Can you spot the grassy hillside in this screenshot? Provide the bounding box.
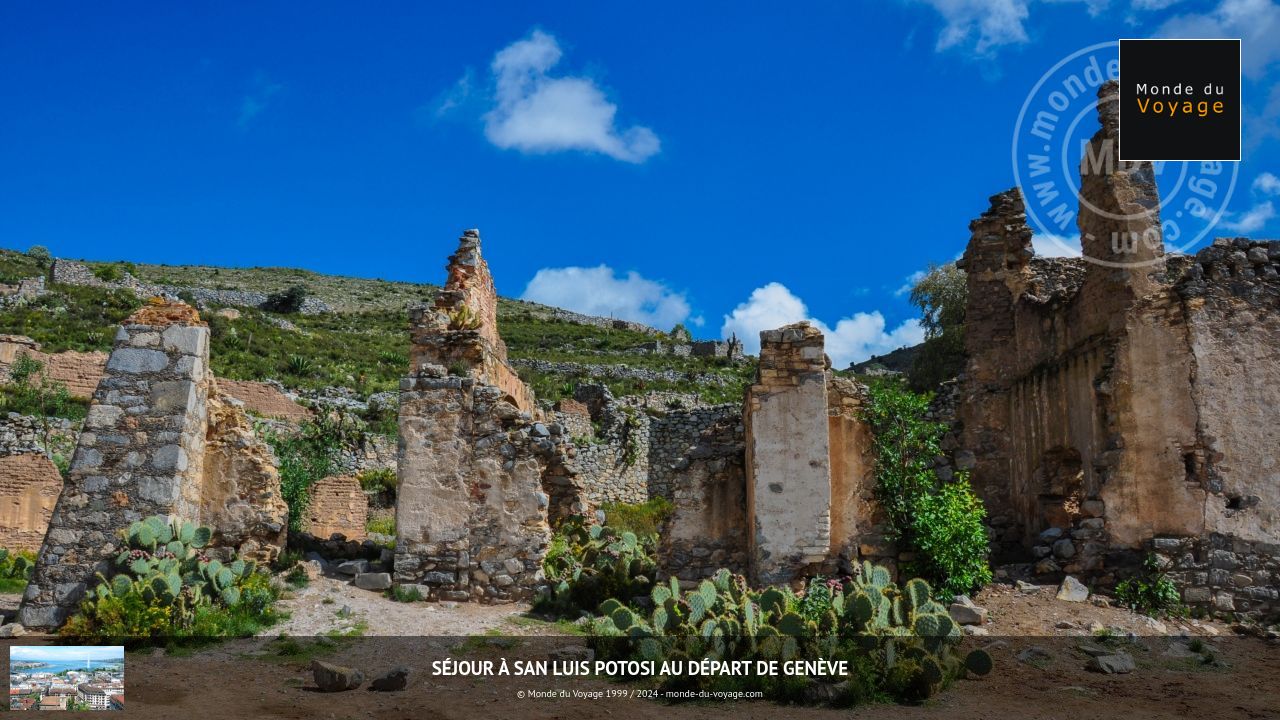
[0,247,754,405]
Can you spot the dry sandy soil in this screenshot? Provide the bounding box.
[4,580,1278,719]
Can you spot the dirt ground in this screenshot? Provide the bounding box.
[4,580,1278,719]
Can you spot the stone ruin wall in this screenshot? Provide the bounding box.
[659,413,748,581]
[19,301,288,628]
[957,82,1280,619]
[409,229,536,414]
[394,369,576,602]
[394,231,585,602]
[304,475,369,541]
[553,385,651,506]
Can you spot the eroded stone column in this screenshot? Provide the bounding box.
[744,322,832,584]
[19,302,210,628]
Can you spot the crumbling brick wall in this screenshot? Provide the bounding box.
[0,336,107,400]
[214,379,312,421]
[957,82,1280,619]
[304,475,368,541]
[0,454,62,552]
[409,230,536,413]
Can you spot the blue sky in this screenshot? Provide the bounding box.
[1,2,1276,365]
[10,645,123,663]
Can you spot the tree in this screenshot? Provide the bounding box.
[262,284,308,314]
[906,262,968,391]
[4,354,77,459]
[908,262,966,340]
[668,323,692,342]
[26,245,51,268]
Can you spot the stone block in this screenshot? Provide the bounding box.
[151,444,188,472]
[106,348,168,374]
[151,381,197,413]
[354,572,392,591]
[162,325,208,356]
[84,405,123,430]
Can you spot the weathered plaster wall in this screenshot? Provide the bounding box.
[957,82,1280,618]
[827,376,884,570]
[744,322,832,585]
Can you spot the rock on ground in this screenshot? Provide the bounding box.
[312,660,365,691]
[369,667,409,692]
[1088,652,1136,674]
[949,595,989,625]
[1056,576,1089,602]
[354,572,392,591]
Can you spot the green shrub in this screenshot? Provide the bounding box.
[0,548,36,593]
[286,353,315,377]
[587,562,993,706]
[535,518,657,617]
[599,497,673,539]
[366,515,395,537]
[390,585,422,603]
[357,468,397,495]
[0,354,88,421]
[92,264,122,282]
[60,516,282,641]
[862,380,991,598]
[261,412,367,532]
[1115,554,1185,617]
[26,245,51,268]
[262,284,308,314]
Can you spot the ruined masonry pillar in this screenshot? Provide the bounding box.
[744,322,832,585]
[19,303,210,628]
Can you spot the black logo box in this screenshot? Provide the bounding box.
[1119,38,1241,162]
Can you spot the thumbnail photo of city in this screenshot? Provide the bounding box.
[9,646,124,711]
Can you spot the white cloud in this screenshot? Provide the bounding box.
[1218,172,1280,233]
[237,73,282,129]
[1131,0,1184,9]
[477,30,659,162]
[894,270,928,297]
[915,0,1031,55]
[1157,0,1280,78]
[1222,201,1276,233]
[520,265,690,329]
[720,282,925,367]
[432,68,475,119]
[1032,232,1083,257]
[1253,171,1280,195]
